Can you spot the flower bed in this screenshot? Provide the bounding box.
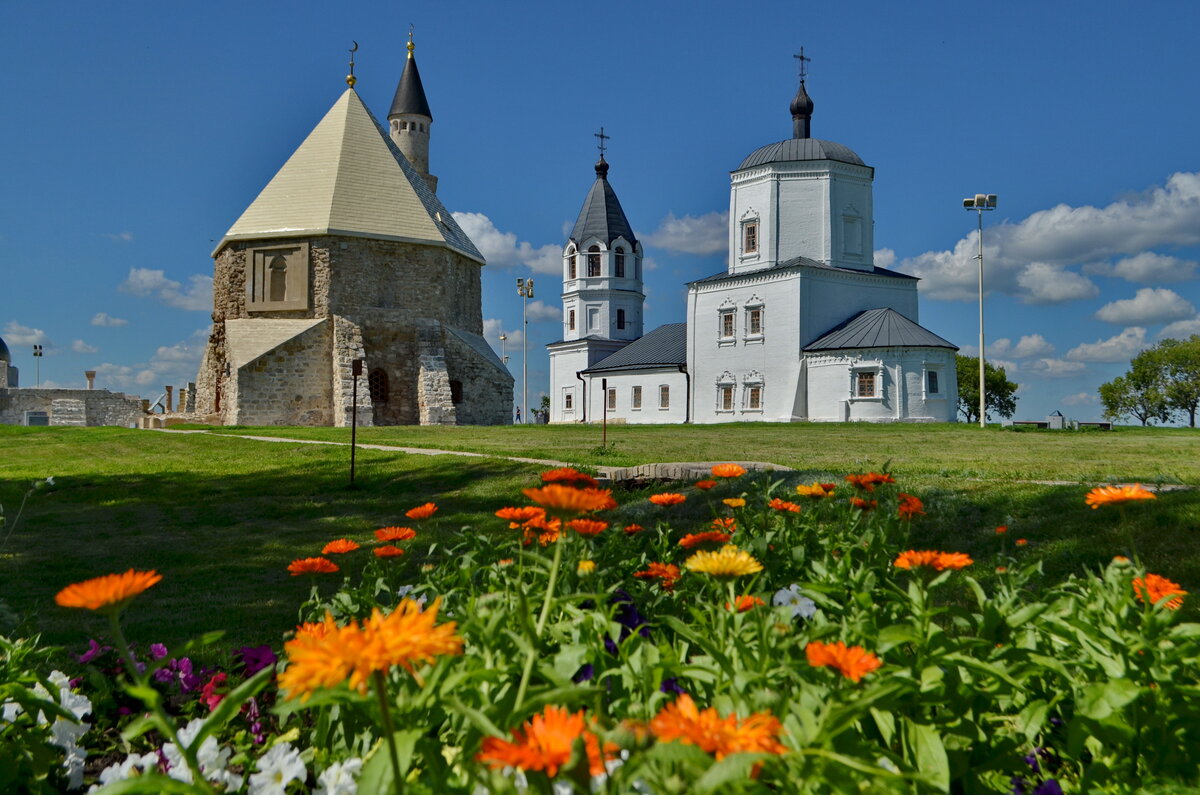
[4,470,1196,793]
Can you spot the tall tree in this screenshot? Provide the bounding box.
[956,355,1018,424]
[1157,335,1200,427]
[1098,357,1170,426]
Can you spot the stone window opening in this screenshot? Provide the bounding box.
[450,379,463,405]
[631,385,642,409]
[368,368,389,403]
[719,384,734,412]
[746,306,763,337]
[568,309,576,332]
[607,388,617,411]
[564,392,574,410]
[743,221,758,254]
[567,246,577,279]
[659,384,670,409]
[927,369,941,396]
[746,385,762,410]
[856,371,876,398]
[720,310,735,339]
[615,247,625,277]
[617,309,626,330]
[587,245,601,277]
[268,256,288,302]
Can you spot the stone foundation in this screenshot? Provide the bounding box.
[0,388,143,427]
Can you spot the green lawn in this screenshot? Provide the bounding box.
[2,424,1198,656]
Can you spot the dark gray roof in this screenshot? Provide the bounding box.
[584,324,686,373]
[689,255,918,286]
[737,138,866,170]
[570,158,637,247]
[804,308,957,351]
[444,326,511,376]
[389,55,432,119]
[0,335,9,363]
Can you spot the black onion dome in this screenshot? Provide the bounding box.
[790,80,814,116]
[0,335,10,363]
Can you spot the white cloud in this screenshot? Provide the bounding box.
[105,231,134,243]
[902,171,1200,302]
[1067,327,1148,362]
[453,212,562,275]
[1062,391,1099,406]
[1159,318,1200,339]
[986,334,1055,359]
[118,268,212,311]
[71,339,99,354]
[989,359,1018,374]
[91,329,208,393]
[1026,358,1087,377]
[1094,287,1195,325]
[524,300,562,322]
[91,312,128,327]
[1099,252,1198,283]
[873,248,897,269]
[3,321,51,348]
[483,318,523,350]
[646,211,728,255]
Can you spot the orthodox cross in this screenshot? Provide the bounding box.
[594,126,610,158]
[793,47,811,82]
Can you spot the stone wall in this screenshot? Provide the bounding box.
[0,388,143,427]
[442,326,514,425]
[231,321,333,426]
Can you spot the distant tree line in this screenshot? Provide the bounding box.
[1098,335,1200,427]
[956,355,1018,423]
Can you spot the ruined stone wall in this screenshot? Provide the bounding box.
[230,322,333,426]
[0,388,143,427]
[442,329,513,426]
[331,315,373,428]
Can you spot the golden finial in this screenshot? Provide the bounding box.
[407,24,415,58]
[346,40,358,87]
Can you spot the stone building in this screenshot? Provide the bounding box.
[193,40,511,427]
[0,337,142,426]
[549,68,958,424]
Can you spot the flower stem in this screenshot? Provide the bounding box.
[515,535,566,710]
[373,670,405,795]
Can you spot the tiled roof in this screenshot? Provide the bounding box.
[804,308,957,351]
[569,159,637,247]
[689,256,918,286]
[584,324,687,373]
[737,137,867,170]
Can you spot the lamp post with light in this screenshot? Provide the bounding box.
[499,333,509,365]
[516,278,534,424]
[962,193,996,429]
[33,344,43,388]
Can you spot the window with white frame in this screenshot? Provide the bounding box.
[719,310,735,339]
[747,385,762,410]
[588,307,600,333]
[659,384,670,409]
[564,392,574,410]
[719,384,734,411]
[568,309,576,331]
[607,388,617,410]
[615,247,625,277]
[617,309,626,330]
[856,370,877,398]
[746,305,763,337]
[587,245,601,277]
[743,221,758,254]
[567,247,577,279]
[631,385,642,409]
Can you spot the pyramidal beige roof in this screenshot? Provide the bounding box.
[216,89,483,264]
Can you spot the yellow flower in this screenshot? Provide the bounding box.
[684,544,763,579]
[722,498,746,508]
[577,560,596,575]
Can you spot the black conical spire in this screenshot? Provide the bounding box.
[389,35,432,119]
[571,156,636,247]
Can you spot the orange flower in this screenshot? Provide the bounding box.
[679,531,732,549]
[1085,483,1157,509]
[649,694,786,759]
[1113,555,1130,563]
[634,562,680,590]
[995,565,1008,573]
[522,515,562,546]
[623,523,645,535]
[524,484,616,513]
[279,598,462,701]
[768,498,801,513]
[849,497,877,511]
[374,545,405,558]
[722,497,746,508]
[995,525,1008,535]
[694,480,717,490]
[495,506,547,527]
[728,595,765,612]
[541,467,600,489]
[711,517,737,532]
[55,569,162,612]
[287,557,339,576]
[796,482,836,498]
[712,463,747,478]
[1015,538,1028,547]
[845,472,895,492]
[1133,573,1187,610]
[805,640,883,682]
[294,617,335,640]
[649,492,687,506]
[477,705,613,779]
[897,493,925,520]
[893,550,973,571]
[322,538,360,555]
[568,518,608,536]
[375,526,416,542]
[405,502,438,520]
[497,558,514,566]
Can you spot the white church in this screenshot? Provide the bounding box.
[547,69,959,424]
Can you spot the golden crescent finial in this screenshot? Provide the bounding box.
[346,40,358,87]
[407,24,415,57]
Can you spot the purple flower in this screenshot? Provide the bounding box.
[1023,750,1041,775]
[660,677,685,695]
[609,590,650,641]
[235,645,278,675]
[77,638,111,664]
[572,664,595,683]
[153,668,175,684]
[149,643,168,660]
[1033,781,1063,795]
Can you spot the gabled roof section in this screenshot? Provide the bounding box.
[389,53,432,119]
[689,255,918,286]
[804,308,957,352]
[217,89,482,263]
[584,323,686,373]
[569,158,637,248]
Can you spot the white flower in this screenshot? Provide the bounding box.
[396,585,428,607]
[248,742,307,795]
[315,758,363,795]
[162,718,236,789]
[90,751,159,791]
[773,584,817,620]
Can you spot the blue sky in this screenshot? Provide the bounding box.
[3,0,1198,423]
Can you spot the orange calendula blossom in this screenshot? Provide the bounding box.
[55,569,163,612]
[405,502,439,520]
[287,557,339,576]
[694,479,717,490]
[477,705,615,778]
[845,472,895,492]
[568,518,608,536]
[623,523,644,535]
[729,595,765,612]
[711,463,747,478]
[849,497,877,511]
[1133,573,1187,610]
[722,497,746,508]
[374,545,405,558]
[897,493,925,520]
[523,484,616,513]
[634,562,681,590]
[649,492,687,506]
[768,498,802,513]
[322,538,360,555]
[805,640,883,682]
[495,506,546,527]
[650,693,786,760]
[540,467,600,489]
[1085,483,1157,509]
[375,526,416,542]
[679,531,733,549]
[796,482,836,499]
[893,550,973,571]
[684,544,763,579]
[522,515,562,547]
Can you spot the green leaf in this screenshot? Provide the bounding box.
[1004,602,1049,628]
[1077,679,1140,720]
[904,719,949,792]
[392,728,425,774]
[871,707,896,746]
[1016,700,1049,743]
[89,773,214,794]
[693,752,766,794]
[876,624,920,653]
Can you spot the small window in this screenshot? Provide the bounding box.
[568,309,576,331]
[744,222,758,254]
[927,371,939,395]
[631,385,642,409]
[567,248,577,279]
[368,368,389,403]
[588,307,600,332]
[450,379,463,404]
[747,307,762,336]
[607,388,617,411]
[747,385,762,409]
[720,385,734,411]
[587,245,601,277]
[617,309,626,330]
[856,371,876,398]
[659,385,670,409]
[720,310,735,339]
[269,255,288,302]
[564,392,574,410]
[615,248,625,277]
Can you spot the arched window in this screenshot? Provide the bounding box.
[268,255,287,302]
[567,246,577,279]
[587,245,601,277]
[368,368,389,403]
[617,309,626,330]
[615,247,625,277]
[450,379,463,404]
[568,309,576,331]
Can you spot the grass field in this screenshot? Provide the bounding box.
[2,423,1198,657]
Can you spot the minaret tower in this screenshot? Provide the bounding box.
[388,30,437,193]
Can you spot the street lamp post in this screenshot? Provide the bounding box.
[499,333,509,366]
[32,344,43,388]
[516,278,534,424]
[962,193,997,429]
